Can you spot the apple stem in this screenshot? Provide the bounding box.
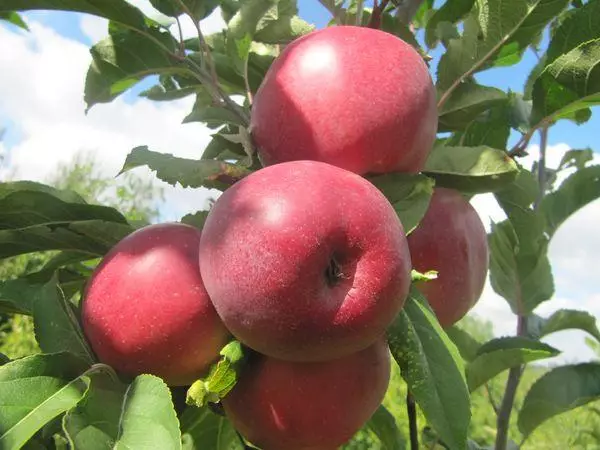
[407,390,419,450]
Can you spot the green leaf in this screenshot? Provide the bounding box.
[438,83,507,131]
[0,353,90,450]
[0,11,29,30]
[180,211,209,230]
[85,27,180,108]
[425,0,474,48]
[545,0,600,66]
[0,221,133,259]
[119,146,251,191]
[542,165,600,238]
[437,0,569,96]
[490,170,554,314]
[0,278,44,315]
[466,337,560,392]
[226,0,279,75]
[186,341,246,407]
[488,217,554,315]
[149,0,219,20]
[366,405,407,450]
[387,288,470,450]
[180,406,242,450]
[0,181,85,204]
[423,144,519,194]
[0,183,128,230]
[32,276,95,364]
[0,252,92,315]
[519,363,600,438]
[183,106,247,127]
[558,148,594,171]
[495,167,539,211]
[368,174,435,235]
[529,309,600,342]
[447,103,511,150]
[201,134,248,161]
[445,326,482,362]
[532,38,600,124]
[64,373,182,450]
[139,74,205,102]
[251,0,314,44]
[0,0,147,30]
[254,14,314,44]
[508,92,533,133]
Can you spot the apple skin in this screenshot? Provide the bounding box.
[407,188,489,327]
[81,223,230,386]
[199,160,411,362]
[250,25,438,175]
[222,338,391,450]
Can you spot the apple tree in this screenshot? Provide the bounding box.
[0,0,600,449]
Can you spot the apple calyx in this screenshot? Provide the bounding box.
[324,254,347,287]
[186,340,246,408]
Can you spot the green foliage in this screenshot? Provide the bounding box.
[64,373,182,450]
[387,288,470,450]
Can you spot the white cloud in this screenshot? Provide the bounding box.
[79,14,108,43]
[0,16,227,221]
[467,144,600,363]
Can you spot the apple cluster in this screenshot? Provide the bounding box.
[81,25,489,450]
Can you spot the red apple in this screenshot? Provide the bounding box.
[408,188,489,327]
[81,223,230,386]
[199,160,411,362]
[250,25,437,175]
[222,338,391,450]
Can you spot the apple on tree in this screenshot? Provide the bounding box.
[81,223,230,386]
[407,187,489,327]
[250,25,438,175]
[222,338,391,450]
[199,160,412,362]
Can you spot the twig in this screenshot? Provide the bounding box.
[485,382,500,415]
[437,11,535,111]
[175,0,219,84]
[355,0,365,25]
[407,391,419,450]
[367,0,392,29]
[535,126,549,207]
[243,58,253,106]
[173,0,250,125]
[175,16,185,56]
[495,315,528,450]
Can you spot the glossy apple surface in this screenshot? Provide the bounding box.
[82,223,230,386]
[199,160,411,361]
[408,188,489,327]
[250,25,437,175]
[222,339,391,450]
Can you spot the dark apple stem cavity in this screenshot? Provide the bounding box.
[325,254,346,287]
[407,391,419,450]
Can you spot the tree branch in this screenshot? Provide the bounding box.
[407,391,419,450]
[494,315,528,450]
